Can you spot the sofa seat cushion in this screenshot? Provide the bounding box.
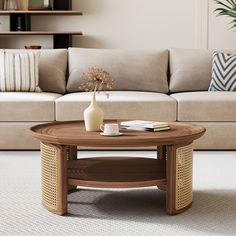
[0,92,61,121]
[56,91,177,121]
[171,92,236,121]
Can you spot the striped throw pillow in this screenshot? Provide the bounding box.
[0,50,41,92]
[209,51,236,91]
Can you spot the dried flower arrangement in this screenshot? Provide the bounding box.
[79,67,114,98]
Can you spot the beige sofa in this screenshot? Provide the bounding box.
[0,48,235,150]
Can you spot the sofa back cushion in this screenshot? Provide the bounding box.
[169,48,213,92]
[67,48,169,93]
[5,49,68,94]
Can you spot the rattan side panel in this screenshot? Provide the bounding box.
[175,143,193,210]
[41,142,58,211]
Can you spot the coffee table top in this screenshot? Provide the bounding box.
[29,120,205,147]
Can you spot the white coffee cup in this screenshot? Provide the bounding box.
[100,123,119,135]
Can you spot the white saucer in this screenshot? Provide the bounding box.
[100,132,123,137]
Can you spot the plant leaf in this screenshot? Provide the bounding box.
[214,0,232,9]
[225,0,234,7]
[227,0,236,6]
[214,0,236,29]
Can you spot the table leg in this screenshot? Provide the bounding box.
[166,143,194,215]
[157,146,166,160]
[157,146,167,191]
[67,146,78,192]
[40,142,68,216]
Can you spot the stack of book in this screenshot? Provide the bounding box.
[120,120,170,132]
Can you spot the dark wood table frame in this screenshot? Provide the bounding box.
[30,121,205,216]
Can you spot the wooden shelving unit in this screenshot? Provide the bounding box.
[0,0,83,48]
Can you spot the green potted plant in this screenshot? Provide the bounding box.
[214,0,236,29]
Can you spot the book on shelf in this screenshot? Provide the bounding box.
[120,120,170,132]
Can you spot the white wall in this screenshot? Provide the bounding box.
[72,0,197,49]
[0,0,235,49]
[208,0,236,50]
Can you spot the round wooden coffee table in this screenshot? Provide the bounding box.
[29,120,205,216]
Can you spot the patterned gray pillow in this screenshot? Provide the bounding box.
[209,51,236,91]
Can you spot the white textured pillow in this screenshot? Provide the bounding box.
[0,50,41,92]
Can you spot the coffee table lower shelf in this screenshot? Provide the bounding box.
[67,157,167,188]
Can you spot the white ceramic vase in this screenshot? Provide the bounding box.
[84,93,104,132]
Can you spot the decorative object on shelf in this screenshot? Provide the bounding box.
[0,0,4,10]
[25,45,42,49]
[0,15,10,31]
[80,67,114,132]
[28,0,51,10]
[214,0,236,30]
[10,14,30,31]
[18,0,28,10]
[16,15,22,30]
[10,11,30,33]
[3,0,18,10]
[53,0,71,10]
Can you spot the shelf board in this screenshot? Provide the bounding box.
[68,157,166,188]
[0,10,82,15]
[0,31,83,35]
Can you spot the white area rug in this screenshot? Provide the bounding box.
[0,151,236,236]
